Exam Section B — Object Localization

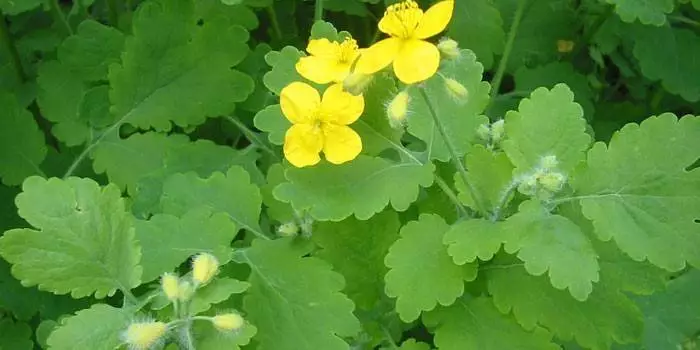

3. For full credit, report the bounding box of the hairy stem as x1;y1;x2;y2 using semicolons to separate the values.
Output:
487;0;528;109
0;17;25;82
314;0;324;22
48;0;73;35
434;175;470;218
490;180;519;221
419;88;487;216
225;116;280;161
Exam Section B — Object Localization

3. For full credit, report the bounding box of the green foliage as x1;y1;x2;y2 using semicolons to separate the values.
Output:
1;0;700;348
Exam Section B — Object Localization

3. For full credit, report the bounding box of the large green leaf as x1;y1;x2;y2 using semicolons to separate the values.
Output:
407;49;490;161
448;0;505;69
385;214;477;322
455;146;515;213
572;114;700;271
604;0;673;26
0;177;141;298
0;92;46;186
0;318;33;350
109;0;253;131
273;156;434;221
262;46;304;95
240;238;360;350
46;304;131;350
424;297;559;350
313;210;401;310
444;218;509;264
58;20;125;82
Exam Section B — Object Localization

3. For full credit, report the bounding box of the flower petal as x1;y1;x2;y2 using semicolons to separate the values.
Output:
413;0;454;39
320;83;365;125
284;124;323;167
296;56;340;84
322;124;362;164
280;82;321;124
306;38;339;58
393;39;440;84
355;38;402;75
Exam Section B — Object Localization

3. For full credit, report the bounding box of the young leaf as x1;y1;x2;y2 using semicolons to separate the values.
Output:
0;177;142;298
407;49;490;161
447;0;505;69
572;114;700;271
240;238;360;350
487;261;643;350
444;218;509;265
273;156;434;221
109;0;253;131
0;92;47;186
189;277;250;314
134;208;238;282
313;210;401;310
46;304;131;350
604;0;673;26
262;46;304;95
424;297;559;350
503;84;591;174
160;166;263;237
0;318;33;350
385;214;477;322
455;146;515;213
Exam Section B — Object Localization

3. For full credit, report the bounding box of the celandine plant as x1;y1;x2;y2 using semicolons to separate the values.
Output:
0;0;699;349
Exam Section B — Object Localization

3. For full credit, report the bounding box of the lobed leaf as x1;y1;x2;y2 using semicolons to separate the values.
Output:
604;0;673;26
46;304;131;350
448;0;505;69
0;92;46;186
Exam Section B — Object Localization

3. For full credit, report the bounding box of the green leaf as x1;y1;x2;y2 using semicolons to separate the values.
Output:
495;0;577;71
58;20;125;82
273;156;435;221
0;92;46;186
455;146;514;213
424;297;559;350
135;208;238;283
0;0;42;15
160;166;263;237
91;132;258;217
448;0;505;69
444;218;508;264
487;261;643;350
46;304;131;350
634;270;700;350
407;49;490;161
195;0;259;30
572;114;700;271
385;214;477;322
240;238;360;350
604;0;673;26
109;0;253;131
190;277;250;314
262;46;304;95
503;84;591;174
194;318;257;350
0;318;33;350
504;200;599;301
261;163;295;223
632;25;700;102
398;339;431;350
353;74;404;156
0;259;46;320
254;104;288;145
313;210;401;310
514;62;595;119
0;177;141;298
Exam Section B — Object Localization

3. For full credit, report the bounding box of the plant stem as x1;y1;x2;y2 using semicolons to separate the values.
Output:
418;88;488;216
225;116;280;161
434;175;470;218
487;0;527;109
490;180;518;221
266;6;283;42
0;16;25;82
669;15;700;28
381;326;399;349
314;0;324;22
48;0;73;35
121;288;139;307
107;0;119;27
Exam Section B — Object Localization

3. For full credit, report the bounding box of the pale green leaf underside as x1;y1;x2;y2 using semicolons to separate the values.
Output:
604;0;673;26
46;304;131;350
0;177;141;298
385;214;477;322
455;146;514;213
190;277;250;314
573;114;700;271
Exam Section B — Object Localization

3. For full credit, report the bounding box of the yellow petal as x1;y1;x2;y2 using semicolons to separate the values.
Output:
284;124;323;167
378;2;423;38
413;0;454;39
322;124;362;164
393;39;440;84
355;38;402;75
319;83;365;125
280;82;321;124
306;38;339;58
296;56;339;84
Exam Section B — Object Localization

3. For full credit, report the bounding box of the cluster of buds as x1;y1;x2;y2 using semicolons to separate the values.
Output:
517;155;568;200
477;119;505;148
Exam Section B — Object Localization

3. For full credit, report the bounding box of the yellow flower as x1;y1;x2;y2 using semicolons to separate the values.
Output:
355;0;455;84
281;82;364;167
296;37;361;84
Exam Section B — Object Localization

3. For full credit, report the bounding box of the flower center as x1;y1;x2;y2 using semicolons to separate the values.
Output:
384;0;422;39
337;38;359;64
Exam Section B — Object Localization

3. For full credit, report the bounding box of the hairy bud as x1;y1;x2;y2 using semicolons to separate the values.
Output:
161;273;180;302
387;90;410;128
443;77;469;103
343;71;373;96
123;321;168;350
437;38;460;60
192;253;219;285
212;313;245;332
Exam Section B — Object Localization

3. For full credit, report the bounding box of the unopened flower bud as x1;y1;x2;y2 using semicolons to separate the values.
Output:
437;38;460;60
443;77;469;103
123;321;167;350
490;119;505;143
540;155;559;170
192;253;218;285
538;172;566;192
476;123;491;141
277;222;299;237
211;313;245;332
387;90;410;128
177;280;195;302
518;174;539;196
161;273;180;302
343;71;373;96
557;40;575;53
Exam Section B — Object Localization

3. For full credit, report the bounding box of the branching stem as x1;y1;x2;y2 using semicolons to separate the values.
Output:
225;116;280;161
48;0;73;35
